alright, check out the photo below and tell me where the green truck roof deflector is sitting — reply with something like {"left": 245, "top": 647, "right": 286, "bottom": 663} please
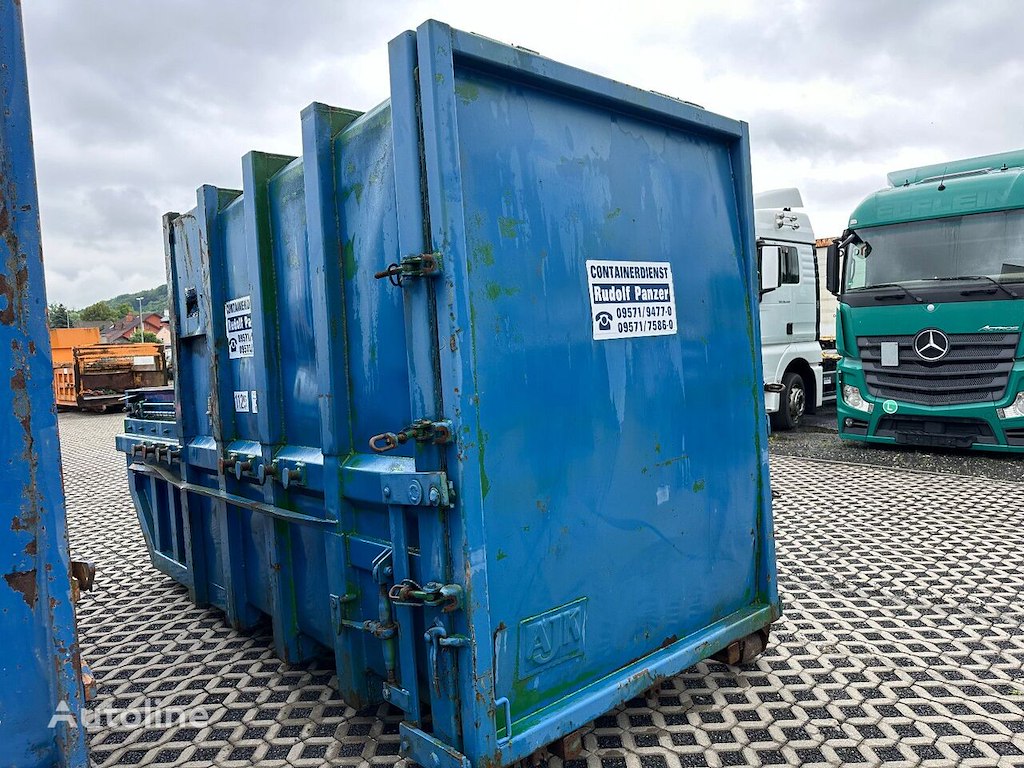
{"left": 850, "top": 148, "right": 1024, "bottom": 229}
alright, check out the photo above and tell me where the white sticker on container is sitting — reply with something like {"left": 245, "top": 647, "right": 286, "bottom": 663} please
{"left": 233, "top": 390, "right": 250, "bottom": 413}
{"left": 225, "top": 295, "right": 254, "bottom": 359}
{"left": 250, "top": 391, "right": 258, "bottom": 414}
{"left": 586, "top": 260, "right": 677, "bottom": 341}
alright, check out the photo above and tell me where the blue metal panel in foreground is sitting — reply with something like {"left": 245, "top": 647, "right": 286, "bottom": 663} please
{"left": 118, "top": 19, "right": 779, "bottom": 768}
{"left": 0, "top": 2, "right": 90, "bottom": 766}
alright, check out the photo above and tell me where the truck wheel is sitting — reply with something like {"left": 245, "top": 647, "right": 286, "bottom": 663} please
{"left": 771, "top": 371, "right": 805, "bottom": 431}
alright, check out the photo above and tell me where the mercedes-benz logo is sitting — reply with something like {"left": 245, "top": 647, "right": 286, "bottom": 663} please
{"left": 913, "top": 328, "right": 950, "bottom": 362}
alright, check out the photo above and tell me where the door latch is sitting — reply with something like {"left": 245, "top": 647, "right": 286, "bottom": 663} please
{"left": 370, "top": 419, "right": 452, "bottom": 453}
{"left": 374, "top": 252, "right": 442, "bottom": 286}
{"left": 388, "top": 579, "right": 463, "bottom": 612}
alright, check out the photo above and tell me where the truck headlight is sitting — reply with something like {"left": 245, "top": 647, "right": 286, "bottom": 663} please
{"left": 996, "top": 391, "right": 1024, "bottom": 419}
{"left": 842, "top": 384, "right": 873, "bottom": 414}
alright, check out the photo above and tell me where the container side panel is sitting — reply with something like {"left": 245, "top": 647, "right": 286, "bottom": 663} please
{"left": 447, "top": 66, "right": 764, "bottom": 724}
{"left": 268, "top": 161, "right": 321, "bottom": 444}
{"left": 334, "top": 103, "right": 413, "bottom": 455}
{"left": 193, "top": 492, "right": 227, "bottom": 610}
{"left": 170, "top": 213, "right": 215, "bottom": 441}
{"left": 220, "top": 198, "right": 258, "bottom": 442}
{"left": 290, "top": 521, "right": 332, "bottom": 646}
{"left": 242, "top": 509, "right": 272, "bottom": 616}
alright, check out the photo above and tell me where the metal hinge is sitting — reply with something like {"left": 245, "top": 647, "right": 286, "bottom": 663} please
{"left": 369, "top": 419, "right": 452, "bottom": 453}
{"left": 380, "top": 470, "right": 454, "bottom": 509}
{"left": 374, "top": 252, "right": 441, "bottom": 286}
{"left": 388, "top": 579, "right": 463, "bottom": 612}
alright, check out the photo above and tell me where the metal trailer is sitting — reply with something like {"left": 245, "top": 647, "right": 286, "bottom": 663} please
{"left": 0, "top": 1, "right": 91, "bottom": 765}
{"left": 49, "top": 327, "right": 102, "bottom": 366}
{"left": 53, "top": 342, "right": 168, "bottom": 411}
{"left": 117, "top": 20, "right": 780, "bottom": 767}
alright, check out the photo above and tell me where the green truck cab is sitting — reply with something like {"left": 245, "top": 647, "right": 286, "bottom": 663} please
{"left": 827, "top": 149, "right": 1024, "bottom": 451}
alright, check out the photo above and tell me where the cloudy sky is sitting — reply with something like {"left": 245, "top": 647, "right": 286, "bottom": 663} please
{"left": 21, "top": 0, "right": 1024, "bottom": 307}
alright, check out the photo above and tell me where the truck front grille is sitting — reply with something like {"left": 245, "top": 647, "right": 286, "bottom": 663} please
{"left": 857, "top": 332, "right": 1018, "bottom": 406}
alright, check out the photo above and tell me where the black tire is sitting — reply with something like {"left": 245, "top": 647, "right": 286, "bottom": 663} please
{"left": 770, "top": 371, "right": 806, "bottom": 431}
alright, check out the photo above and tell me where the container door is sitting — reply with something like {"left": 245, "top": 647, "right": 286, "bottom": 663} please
{"left": 403, "top": 21, "right": 775, "bottom": 765}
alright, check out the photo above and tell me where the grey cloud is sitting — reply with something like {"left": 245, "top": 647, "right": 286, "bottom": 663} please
{"left": 23, "top": 0, "right": 418, "bottom": 305}
{"left": 17, "top": 1, "right": 1024, "bottom": 304}
{"left": 749, "top": 111, "right": 868, "bottom": 158}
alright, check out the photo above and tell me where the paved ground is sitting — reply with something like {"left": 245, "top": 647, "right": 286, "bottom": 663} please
{"left": 61, "top": 411, "right": 1024, "bottom": 767}
{"left": 771, "top": 404, "right": 1024, "bottom": 484}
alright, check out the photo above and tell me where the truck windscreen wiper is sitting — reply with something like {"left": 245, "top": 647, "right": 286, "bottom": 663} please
{"left": 929, "top": 275, "right": 1020, "bottom": 299}
{"left": 848, "top": 282, "right": 926, "bottom": 303}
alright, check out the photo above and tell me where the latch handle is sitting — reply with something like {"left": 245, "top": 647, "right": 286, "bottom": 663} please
{"left": 424, "top": 620, "right": 468, "bottom": 695}
{"left": 369, "top": 419, "right": 452, "bottom": 453}
{"left": 369, "top": 432, "right": 402, "bottom": 453}
{"left": 374, "top": 252, "right": 441, "bottom": 286}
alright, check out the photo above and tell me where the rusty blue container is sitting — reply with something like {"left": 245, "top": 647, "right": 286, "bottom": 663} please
{"left": 0, "top": 2, "right": 90, "bottom": 765}
{"left": 117, "top": 20, "right": 779, "bottom": 767}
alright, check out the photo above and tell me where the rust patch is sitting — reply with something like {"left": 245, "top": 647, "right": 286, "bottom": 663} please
{"left": 10, "top": 366, "right": 26, "bottom": 394}
{"left": 0, "top": 261, "right": 28, "bottom": 327}
{"left": 5, "top": 570, "right": 37, "bottom": 607}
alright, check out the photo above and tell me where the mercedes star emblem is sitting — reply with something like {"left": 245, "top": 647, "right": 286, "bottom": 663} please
{"left": 913, "top": 328, "right": 950, "bottom": 362}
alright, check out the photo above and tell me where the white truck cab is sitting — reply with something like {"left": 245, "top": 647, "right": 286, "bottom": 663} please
{"left": 755, "top": 188, "right": 833, "bottom": 429}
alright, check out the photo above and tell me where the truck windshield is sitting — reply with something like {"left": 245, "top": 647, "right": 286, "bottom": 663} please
{"left": 845, "top": 210, "right": 1024, "bottom": 291}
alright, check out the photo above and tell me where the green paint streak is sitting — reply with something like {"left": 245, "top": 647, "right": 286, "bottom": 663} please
{"left": 692, "top": 479, "right": 706, "bottom": 492}
{"left": 606, "top": 207, "right": 622, "bottom": 220}
{"left": 351, "top": 182, "right": 363, "bottom": 203}
{"left": 485, "top": 282, "right": 520, "bottom": 301}
{"left": 474, "top": 241, "right": 495, "bottom": 267}
{"left": 455, "top": 81, "right": 480, "bottom": 104}
{"left": 498, "top": 217, "right": 519, "bottom": 238}
{"left": 496, "top": 549, "right": 508, "bottom": 561}
{"left": 434, "top": 72, "right": 445, "bottom": 84}
{"left": 468, "top": 298, "right": 490, "bottom": 501}
{"left": 343, "top": 239, "right": 356, "bottom": 280}
{"left": 655, "top": 454, "right": 686, "bottom": 468}
{"left": 478, "top": 431, "right": 490, "bottom": 500}
{"left": 510, "top": 664, "right": 595, "bottom": 722}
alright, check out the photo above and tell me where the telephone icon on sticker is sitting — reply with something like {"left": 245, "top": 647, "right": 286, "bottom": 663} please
{"left": 595, "top": 312, "right": 613, "bottom": 331}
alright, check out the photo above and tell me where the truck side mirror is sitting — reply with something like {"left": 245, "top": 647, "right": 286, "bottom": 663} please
{"left": 759, "top": 245, "right": 781, "bottom": 298}
{"left": 825, "top": 242, "right": 841, "bottom": 295}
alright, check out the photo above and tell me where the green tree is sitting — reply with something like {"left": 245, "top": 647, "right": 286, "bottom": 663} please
{"left": 129, "top": 331, "right": 161, "bottom": 343}
{"left": 48, "top": 303, "right": 72, "bottom": 328}
{"left": 80, "top": 301, "right": 117, "bottom": 322}
{"left": 115, "top": 302, "right": 133, "bottom": 318}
